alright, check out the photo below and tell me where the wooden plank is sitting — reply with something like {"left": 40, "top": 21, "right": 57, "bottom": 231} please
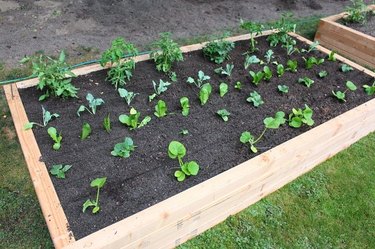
{"left": 3, "top": 84, "right": 74, "bottom": 248}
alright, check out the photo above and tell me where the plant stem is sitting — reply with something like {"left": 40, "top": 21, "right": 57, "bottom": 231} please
{"left": 95, "top": 187, "right": 100, "bottom": 207}
{"left": 253, "top": 127, "right": 268, "bottom": 145}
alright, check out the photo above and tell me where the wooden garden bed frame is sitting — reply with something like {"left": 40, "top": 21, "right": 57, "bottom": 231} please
{"left": 4, "top": 31, "right": 375, "bottom": 249}
{"left": 315, "top": 5, "right": 375, "bottom": 69}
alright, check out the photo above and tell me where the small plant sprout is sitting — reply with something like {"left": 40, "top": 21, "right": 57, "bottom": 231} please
{"left": 264, "top": 49, "right": 275, "bottom": 64}
{"left": 298, "top": 77, "right": 315, "bottom": 88}
{"left": 119, "top": 108, "right": 151, "bottom": 130}
{"left": 240, "top": 20, "right": 264, "bottom": 52}
{"left": 363, "top": 81, "right": 375, "bottom": 95}
{"left": 111, "top": 137, "right": 136, "bottom": 158}
{"left": 343, "top": 0, "right": 368, "bottom": 24}
{"left": 286, "top": 59, "right": 298, "bottom": 72}
{"left": 154, "top": 100, "right": 168, "bottom": 118}
{"left": 303, "top": 56, "right": 324, "bottom": 69}
{"left": 24, "top": 106, "right": 59, "bottom": 130}
{"left": 235, "top": 81, "right": 242, "bottom": 90}
{"left": 103, "top": 114, "right": 111, "bottom": 133}
{"left": 318, "top": 70, "right": 328, "bottom": 78}
{"left": 263, "top": 66, "right": 273, "bottom": 81}
{"left": 214, "top": 64, "right": 234, "bottom": 77}
{"left": 288, "top": 105, "right": 314, "bottom": 128}
{"left": 180, "top": 129, "right": 189, "bottom": 135}
{"left": 149, "top": 79, "right": 171, "bottom": 102}
{"left": 81, "top": 122, "right": 91, "bottom": 140}
{"left": 249, "top": 70, "right": 264, "bottom": 86}
{"left": 217, "top": 109, "right": 230, "bottom": 122}
{"left": 341, "top": 64, "right": 353, "bottom": 72}
{"left": 240, "top": 111, "right": 286, "bottom": 153}
{"left": 278, "top": 85, "right": 289, "bottom": 94}
{"left": 77, "top": 93, "right": 105, "bottom": 116}
{"left": 328, "top": 51, "right": 337, "bottom": 61}
{"left": 186, "top": 70, "right": 210, "bottom": 88}
{"left": 180, "top": 97, "right": 190, "bottom": 117}
{"left": 301, "top": 41, "right": 319, "bottom": 53}
{"left": 83, "top": 177, "right": 107, "bottom": 214}
{"left": 168, "top": 141, "right": 200, "bottom": 182}
{"left": 244, "top": 55, "right": 261, "bottom": 69}
{"left": 277, "top": 64, "right": 285, "bottom": 77}
{"left": 332, "top": 81, "right": 357, "bottom": 102}
{"left": 47, "top": 127, "right": 62, "bottom": 150}
{"left": 219, "top": 82, "right": 229, "bottom": 97}
{"left": 50, "top": 164, "right": 72, "bottom": 179}
{"left": 199, "top": 83, "right": 212, "bottom": 105}
{"left": 267, "top": 13, "right": 296, "bottom": 47}
{"left": 202, "top": 38, "right": 235, "bottom": 64}
{"left": 247, "top": 91, "right": 264, "bottom": 107}
{"left": 118, "top": 88, "right": 138, "bottom": 106}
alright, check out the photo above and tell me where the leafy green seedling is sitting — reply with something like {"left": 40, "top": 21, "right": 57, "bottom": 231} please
{"left": 149, "top": 79, "right": 171, "bottom": 101}
{"left": 264, "top": 49, "right": 274, "bottom": 64}
{"left": 219, "top": 82, "right": 228, "bottom": 97}
{"left": 154, "top": 100, "right": 168, "bottom": 118}
{"left": 240, "top": 20, "right": 264, "bottom": 52}
{"left": 318, "top": 71, "right": 328, "bottom": 78}
{"left": 50, "top": 164, "right": 72, "bottom": 179}
{"left": 363, "top": 81, "right": 375, "bottom": 95}
{"left": 244, "top": 55, "right": 261, "bottom": 69}
{"left": 286, "top": 42, "right": 300, "bottom": 56}
{"left": 83, "top": 177, "right": 107, "bottom": 214}
{"left": 202, "top": 38, "right": 235, "bottom": 64}
{"left": 240, "top": 111, "right": 286, "bottom": 153}
{"left": 81, "top": 122, "right": 91, "bottom": 140}
{"left": 332, "top": 81, "right": 357, "bottom": 102}
{"left": 119, "top": 108, "right": 151, "bottom": 130}
{"left": 103, "top": 114, "right": 111, "bottom": 133}
{"left": 286, "top": 59, "right": 298, "bottom": 72}
{"left": 77, "top": 93, "right": 105, "bottom": 116}
{"left": 118, "top": 88, "right": 138, "bottom": 105}
{"left": 24, "top": 106, "right": 59, "bottom": 130}
{"left": 111, "top": 137, "right": 136, "bottom": 158}
{"left": 328, "top": 51, "right": 336, "bottom": 61}
{"left": 199, "top": 83, "right": 212, "bottom": 105}
{"left": 47, "top": 127, "right": 62, "bottom": 150}
{"left": 267, "top": 13, "right": 296, "bottom": 47}
{"left": 277, "top": 64, "right": 285, "bottom": 77}
{"left": 235, "top": 81, "right": 242, "bottom": 90}
{"left": 186, "top": 70, "right": 210, "bottom": 88}
{"left": 303, "top": 56, "right": 324, "bottom": 69}
{"left": 180, "top": 97, "right": 190, "bottom": 116}
{"left": 341, "top": 64, "right": 353, "bottom": 72}
{"left": 343, "top": 0, "right": 368, "bottom": 24}
{"left": 168, "top": 141, "right": 200, "bottom": 182}
{"left": 249, "top": 71, "right": 264, "bottom": 86}
{"left": 263, "top": 66, "right": 273, "bottom": 81}
{"left": 278, "top": 85, "right": 289, "bottom": 94}
{"left": 288, "top": 105, "right": 314, "bottom": 128}
{"left": 180, "top": 129, "right": 189, "bottom": 135}
{"left": 217, "top": 109, "right": 230, "bottom": 122}
{"left": 298, "top": 77, "right": 315, "bottom": 88}
{"left": 106, "top": 61, "right": 135, "bottom": 89}
{"left": 301, "top": 41, "right": 319, "bottom": 53}
{"left": 214, "top": 64, "right": 234, "bottom": 77}
{"left": 247, "top": 91, "right": 264, "bottom": 107}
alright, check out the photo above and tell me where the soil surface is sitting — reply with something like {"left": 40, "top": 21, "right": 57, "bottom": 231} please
{"left": 341, "top": 12, "right": 375, "bottom": 37}
{"left": 0, "top": 0, "right": 359, "bottom": 66}
{"left": 19, "top": 34, "right": 374, "bottom": 239}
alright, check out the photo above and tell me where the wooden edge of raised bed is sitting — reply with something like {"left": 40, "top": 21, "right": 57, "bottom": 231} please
{"left": 3, "top": 84, "right": 74, "bottom": 248}
{"left": 314, "top": 5, "right": 375, "bottom": 69}
{"left": 58, "top": 33, "right": 375, "bottom": 249}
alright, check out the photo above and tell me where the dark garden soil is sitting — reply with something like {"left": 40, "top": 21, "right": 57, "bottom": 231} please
{"left": 19, "top": 35, "right": 374, "bottom": 239}
{"left": 340, "top": 13, "right": 375, "bottom": 37}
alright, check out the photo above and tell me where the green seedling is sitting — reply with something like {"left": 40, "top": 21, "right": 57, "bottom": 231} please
{"left": 111, "top": 137, "right": 136, "bottom": 158}
{"left": 180, "top": 129, "right": 189, "bottom": 135}
{"left": 298, "top": 77, "right": 314, "bottom": 88}
{"left": 81, "top": 122, "right": 91, "bottom": 140}
{"left": 343, "top": 0, "right": 368, "bottom": 24}
{"left": 264, "top": 49, "right": 275, "bottom": 64}
{"left": 303, "top": 56, "right": 324, "bottom": 69}
{"left": 240, "top": 111, "right": 286, "bottom": 153}
{"left": 285, "top": 40, "right": 300, "bottom": 56}
{"left": 150, "top": 32, "right": 183, "bottom": 73}
{"left": 263, "top": 66, "right": 273, "bottom": 81}
{"left": 301, "top": 41, "right": 319, "bottom": 53}
{"left": 168, "top": 141, "right": 200, "bottom": 182}
{"left": 278, "top": 85, "right": 289, "bottom": 94}
{"left": 199, "top": 83, "right": 212, "bottom": 105}
{"left": 240, "top": 20, "right": 264, "bottom": 52}
{"left": 249, "top": 71, "right": 264, "bottom": 86}
{"left": 277, "top": 64, "right": 285, "bottom": 77}
{"left": 328, "top": 51, "right": 337, "bottom": 61}
{"left": 106, "top": 60, "right": 135, "bottom": 89}
{"left": 267, "top": 13, "right": 296, "bottom": 47}
{"left": 219, "top": 82, "right": 228, "bottom": 97}
{"left": 214, "top": 64, "right": 234, "bottom": 77}
{"left": 363, "top": 81, "right": 375, "bottom": 95}
{"left": 103, "top": 113, "right": 111, "bottom": 133}
{"left": 235, "top": 81, "right": 242, "bottom": 90}
{"left": 118, "top": 88, "right": 138, "bottom": 105}
{"left": 154, "top": 100, "right": 168, "bottom": 118}
{"left": 244, "top": 55, "right": 261, "bottom": 69}
{"left": 203, "top": 38, "right": 235, "bottom": 64}
{"left": 24, "top": 106, "right": 59, "bottom": 130}
{"left": 47, "top": 127, "right": 62, "bottom": 150}
{"left": 186, "top": 70, "right": 210, "bottom": 88}
{"left": 180, "top": 97, "right": 190, "bottom": 116}
{"left": 149, "top": 79, "right": 171, "bottom": 101}
{"left": 50, "top": 164, "right": 72, "bottom": 179}
{"left": 341, "top": 64, "right": 353, "bottom": 72}
{"left": 77, "top": 93, "right": 105, "bottom": 116}
{"left": 288, "top": 105, "right": 314, "bottom": 128}
{"left": 318, "top": 71, "right": 328, "bottom": 78}
{"left": 332, "top": 81, "right": 357, "bottom": 102}
{"left": 83, "top": 177, "right": 107, "bottom": 214}
{"left": 247, "top": 91, "right": 264, "bottom": 107}
{"left": 286, "top": 59, "right": 298, "bottom": 72}
{"left": 217, "top": 109, "right": 230, "bottom": 122}
{"left": 119, "top": 108, "right": 151, "bottom": 130}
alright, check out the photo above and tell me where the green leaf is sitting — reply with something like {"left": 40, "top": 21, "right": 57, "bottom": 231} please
{"left": 341, "top": 64, "right": 353, "bottom": 72}
{"left": 250, "top": 145, "right": 258, "bottom": 153}
{"left": 199, "top": 83, "right": 212, "bottom": 105}
{"left": 90, "top": 177, "right": 107, "bottom": 188}
{"left": 318, "top": 71, "right": 328, "bottom": 78}
{"left": 174, "top": 170, "right": 186, "bottom": 182}
{"left": 290, "top": 117, "right": 302, "bottom": 128}
{"left": 139, "top": 116, "right": 151, "bottom": 128}
{"left": 186, "top": 161, "right": 200, "bottom": 175}
{"left": 81, "top": 122, "right": 91, "bottom": 140}
{"left": 278, "top": 85, "right": 289, "bottom": 93}
{"left": 168, "top": 141, "right": 186, "bottom": 159}
{"left": 219, "top": 83, "right": 228, "bottom": 97}
{"left": 154, "top": 100, "right": 167, "bottom": 118}
{"left": 264, "top": 112, "right": 285, "bottom": 129}
{"left": 346, "top": 81, "right": 357, "bottom": 91}
{"left": 332, "top": 90, "right": 346, "bottom": 101}
{"left": 59, "top": 51, "right": 66, "bottom": 63}
{"left": 240, "top": 131, "right": 252, "bottom": 144}
{"left": 92, "top": 206, "right": 100, "bottom": 214}
{"left": 103, "top": 114, "right": 111, "bottom": 133}
{"left": 77, "top": 105, "right": 86, "bottom": 117}
{"left": 217, "top": 109, "right": 230, "bottom": 122}
{"left": 24, "top": 122, "right": 35, "bottom": 130}
{"left": 82, "top": 199, "right": 96, "bottom": 213}
{"left": 180, "top": 97, "right": 190, "bottom": 116}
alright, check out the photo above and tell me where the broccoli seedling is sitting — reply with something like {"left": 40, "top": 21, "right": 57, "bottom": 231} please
{"left": 298, "top": 77, "right": 314, "bottom": 88}
{"left": 119, "top": 107, "right": 151, "bottom": 130}
{"left": 340, "top": 64, "right": 353, "bottom": 72}
{"left": 247, "top": 91, "right": 264, "bottom": 107}
{"left": 111, "top": 137, "right": 136, "bottom": 158}
{"left": 50, "top": 164, "right": 72, "bottom": 179}
{"left": 318, "top": 71, "right": 328, "bottom": 78}
{"left": 180, "top": 97, "right": 190, "bottom": 116}
{"left": 154, "top": 100, "right": 168, "bottom": 118}
{"left": 235, "top": 81, "right": 242, "bottom": 90}
{"left": 186, "top": 70, "right": 210, "bottom": 88}
{"left": 332, "top": 81, "right": 357, "bottom": 102}
{"left": 47, "top": 127, "right": 62, "bottom": 150}
{"left": 244, "top": 55, "right": 261, "bottom": 69}
{"left": 77, "top": 93, "right": 105, "bottom": 116}
{"left": 118, "top": 88, "right": 138, "bottom": 105}
{"left": 277, "top": 64, "right": 285, "bottom": 77}
{"left": 278, "top": 85, "right": 289, "bottom": 94}
{"left": 303, "top": 56, "right": 324, "bottom": 69}
{"left": 81, "top": 122, "right": 91, "bottom": 140}
{"left": 217, "top": 109, "right": 230, "bottom": 122}
{"left": 240, "top": 20, "right": 264, "bottom": 52}
{"left": 202, "top": 38, "right": 235, "bottom": 64}
{"left": 363, "top": 81, "right": 375, "bottom": 95}
{"left": 328, "top": 51, "right": 337, "bottom": 61}
{"left": 83, "top": 177, "right": 107, "bottom": 214}
{"left": 103, "top": 113, "right": 111, "bottom": 133}
{"left": 219, "top": 82, "right": 228, "bottom": 97}
{"left": 288, "top": 105, "right": 314, "bottom": 128}
{"left": 286, "top": 59, "right": 298, "bottom": 72}
{"left": 24, "top": 106, "right": 59, "bottom": 130}
{"left": 214, "top": 64, "right": 234, "bottom": 77}
{"left": 199, "top": 83, "right": 212, "bottom": 105}
{"left": 264, "top": 49, "right": 274, "bottom": 64}
{"left": 149, "top": 79, "right": 171, "bottom": 102}
{"left": 168, "top": 141, "right": 200, "bottom": 182}
{"left": 263, "top": 66, "right": 273, "bottom": 81}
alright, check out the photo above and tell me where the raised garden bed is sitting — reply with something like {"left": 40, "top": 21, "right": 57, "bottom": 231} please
{"left": 315, "top": 4, "right": 375, "bottom": 69}
{"left": 4, "top": 31, "right": 375, "bottom": 249}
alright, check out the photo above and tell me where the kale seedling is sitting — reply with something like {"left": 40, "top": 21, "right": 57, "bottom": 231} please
{"left": 264, "top": 49, "right": 275, "bottom": 64}
{"left": 154, "top": 100, "right": 168, "bottom": 118}
{"left": 341, "top": 64, "right": 353, "bottom": 72}
{"left": 118, "top": 88, "right": 138, "bottom": 105}
{"left": 168, "top": 141, "right": 200, "bottom": 182}
{"left": 249, "top": 71, "right": 264, "bottom": 86}
{"left": 318, "top": 70, "right": 328, "bottom": 78}
{"left": 83, "top": 177, "right": 107, "bottom": 214}
{"left": 332, "top": 81, "right": 357, "bottom": 102}
{"left": 263, "top": 66, "right": 273, "bottom": 81}
{"left": 301, "top": 41, "right": 319, "bottom": 53}
{"left": 247, "top": 91, "right": 264, "bottom": 107}
{"left": 199, "top": 83, "right": 212, "bottom": 105}
{"left": 240, "top": 111, "right": 286, "bottom": 153}
{"left": 288, "top": 105, "right": 314, "bottom": 128}
{"left": 149, "top": 79, "right": 171, "bottom": 101}
{"left": 278, "top": 85, "right": 289, "bottom": 94}
{"left": 303, "top": 56, "right": 324, "bottom": 69}
{"left": 180, "top": 97, "right": 190, "bottom": 116}
{"left": 286, "top": 59, "right": 298, "bottom": 72}
{"left": 217, "top": 109, "right": 230, "bottom": 122}
{"left": 214, "top": 64, "right": 234, "bottom": 77}
{"left": 244, "top": 55, "right": 261, "bottom": 69}
{"left": 298, "top": 77, "right": 314, "bottom": 88}
{"left": 235, "top": 81, "right": 242, "bottom": 90}
{"left": 24, "top": 106, "right": 59, "bottom": 130}
{"left": 119, "top": 108, "right": 151, "bottom": 130}
{"left": 103, "top": 113, "right": 111, "bottom": 133}
{"left": 240, "top": 20, "right": 264, "bottom": 52}
{"left": 47, "top": 127, "right": 62, "bottom": 150}
{"left": 77, "top": 93, "right": 105, "bottom": 116}
{"left": 81, "top": 122, "right": 91, "bottom": 140}
{"left": 328, "top": 51, "right": 337, "bottom": 61}
{"left": 277, "top": 64, "right": 285, "bottom": 77}
{"left": 219, "top": 82, "right": 228, "bottom": 97}
{"left": 186, "top": 70, "right": 210, "bottom": 88}
{"left": 111, "top": 137, "right": 136, "bottom": 158}
{"left": 202, "top": 38, "right": 235, "bottom": 64}
{"left": 363, "top": 81, "right": 375, "bottom": 95}
{"left": 50, "top": 164, "right": 72, "bottom": 179}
